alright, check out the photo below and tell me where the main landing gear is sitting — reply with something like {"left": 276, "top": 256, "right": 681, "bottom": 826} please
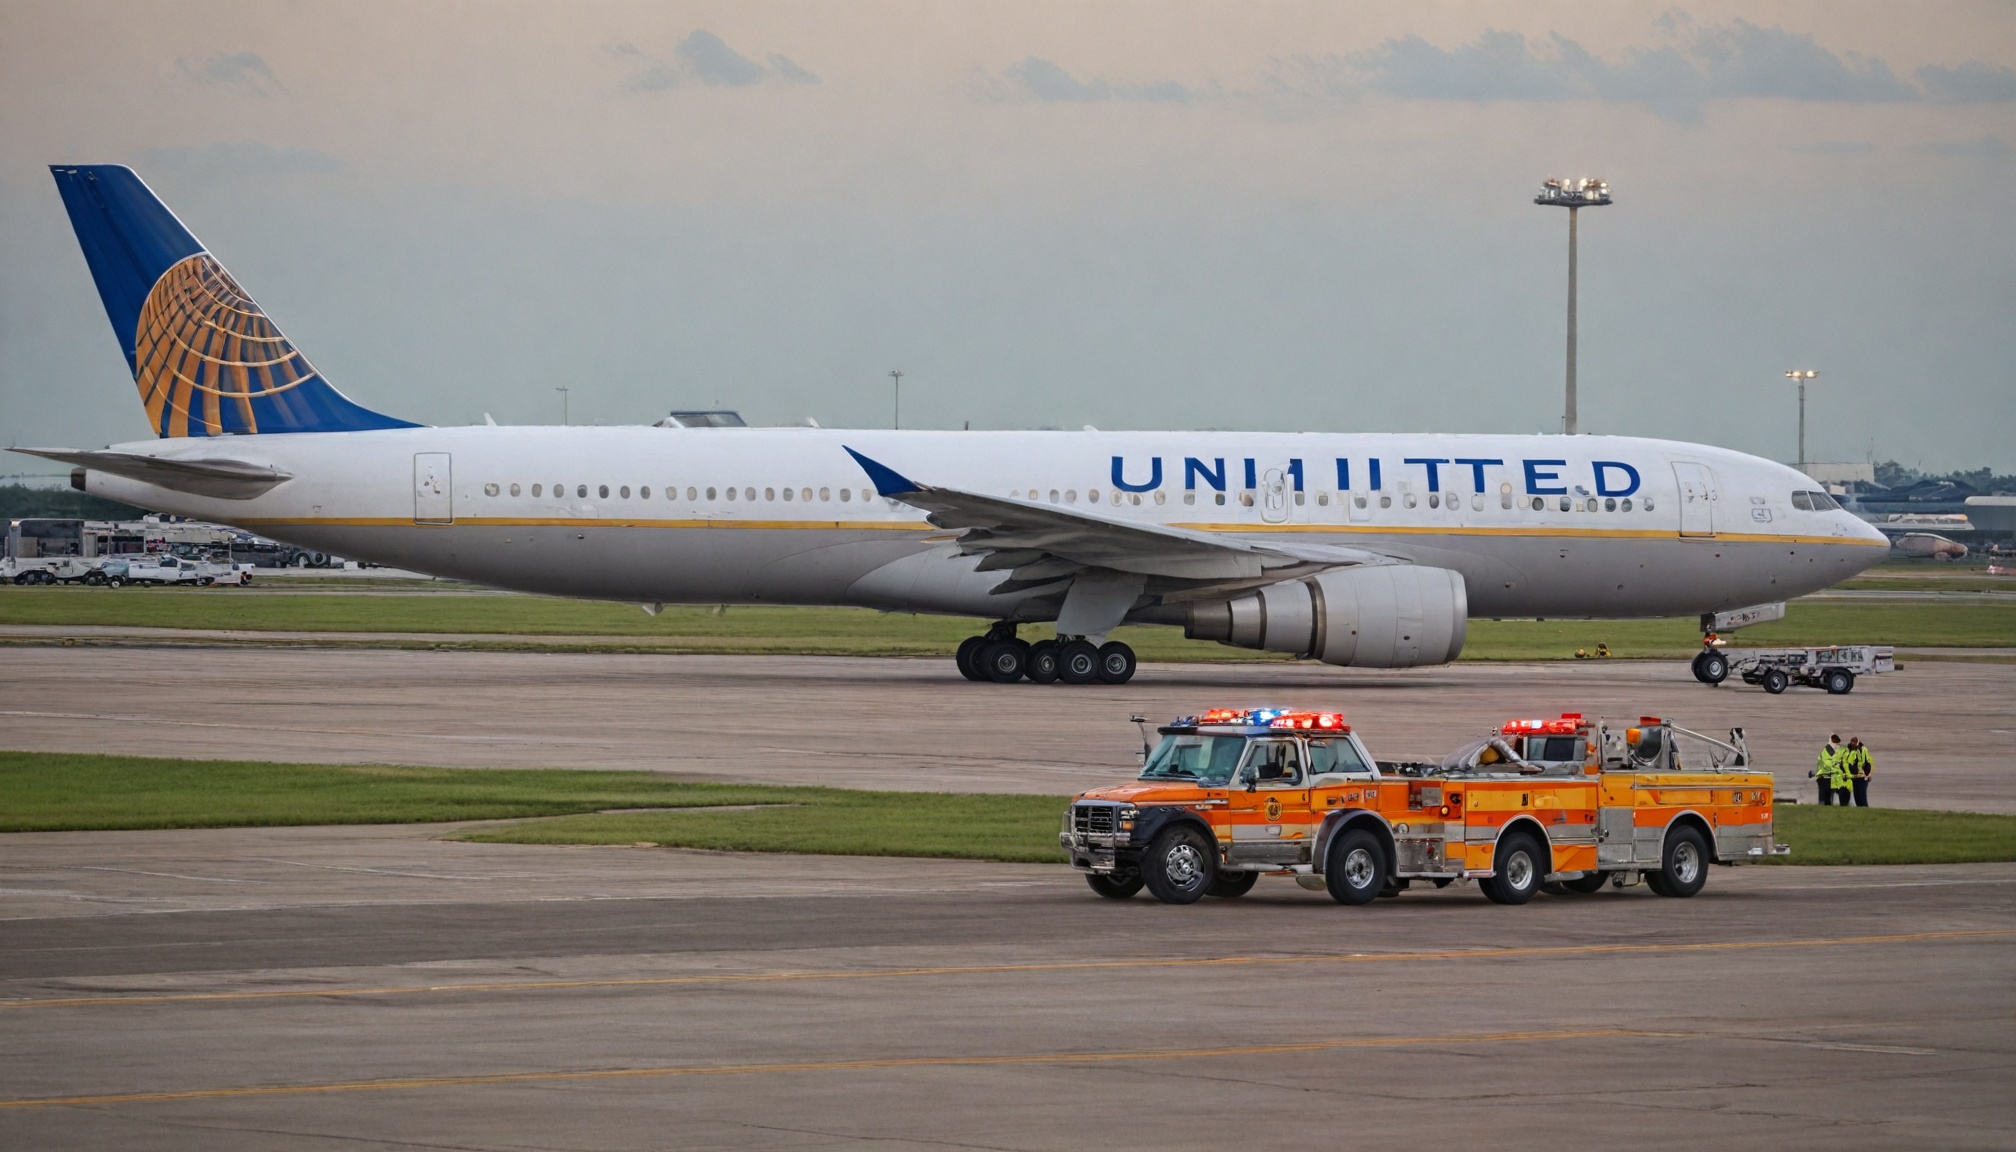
{"left": 955, "top": 623, "right": 1136, "bottom": 685}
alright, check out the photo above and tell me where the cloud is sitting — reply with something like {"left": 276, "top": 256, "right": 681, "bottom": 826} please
{"left": 1916, "top": 61, "right": 2016, "bottom": 103}
{"left": 177, "top": 50, "right": 282, "bottom": 96}
{"left": 979, "top": 57, "right": 1194, "bottom": 104}
{"left": 1276, "top": 21, "right": 2010, "bottom": 119}
{"left": 611, "top": 31, "right": 818, "bottom": 93}
{"left": 1910, "top": 135, "right": 2012, "bottom": 158}
{"left": 138, "top": 141, "right": 340, "bottom": 175}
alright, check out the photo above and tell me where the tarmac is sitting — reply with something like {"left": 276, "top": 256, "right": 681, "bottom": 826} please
{"left": 1, "top": 646, "right": 2012, "bottom": 810}
{"left": 1, "top": 824, "right": 2012, "bottom": 1149}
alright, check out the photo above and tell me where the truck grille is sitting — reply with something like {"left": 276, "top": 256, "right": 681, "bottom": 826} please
{"left": 1073, "top": 804, "right": 1117, "bottom": 836}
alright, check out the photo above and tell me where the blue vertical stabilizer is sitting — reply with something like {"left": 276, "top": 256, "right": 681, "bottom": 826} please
{"left": 49, "top": 165, "right": 417, "bottom": 437}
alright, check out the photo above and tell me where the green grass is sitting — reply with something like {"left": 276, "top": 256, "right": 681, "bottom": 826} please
{"left": 6, "top": 752, "right": 2016, "bottom": 867}
{"left": 3, "top": 587, "right": 2013, "bottom": 660}
{"left": 1765, "top": 805, "right": 2016, "bottom": 866}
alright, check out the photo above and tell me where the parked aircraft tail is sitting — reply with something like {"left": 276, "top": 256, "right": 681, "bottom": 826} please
{"left": 48, "top": 164, "right": 416, "bottom": 437}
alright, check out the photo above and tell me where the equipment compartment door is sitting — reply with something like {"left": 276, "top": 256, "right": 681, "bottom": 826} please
{"left": 1673, "top": 462, "right": 1717, "bottom": 537}
{"left": 414, "top": 453, "right": 453, "bottom": 524}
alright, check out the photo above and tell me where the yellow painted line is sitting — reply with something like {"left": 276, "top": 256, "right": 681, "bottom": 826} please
{"left": 0, "top": 1028, "right": 1666, "bottom": 1109}
{"left": 6, "top": 929, "right": 2004, "bottom": 1012}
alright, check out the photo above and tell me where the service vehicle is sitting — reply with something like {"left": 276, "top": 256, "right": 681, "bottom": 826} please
{"left": 1061, "top": 708, "right": 1783, "bottom": 906}
{"left": 5, "top": 557, "right": 100, "bottom": 585}
{"left": 1691, "top": 643, "right": 1893, "bottom": 695}
{"left": 104, "top": 555, "right": 205, "bottom": 586}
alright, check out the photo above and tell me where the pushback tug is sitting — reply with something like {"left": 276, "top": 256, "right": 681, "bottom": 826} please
{"left": 1061, "top": 710, "right": 1785, "bottom": 905}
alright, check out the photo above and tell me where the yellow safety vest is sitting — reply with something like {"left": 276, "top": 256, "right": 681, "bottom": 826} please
{"left": 1844, "top": 748, "right": 1872, "bottom": 779}
{"left": 1817, "top": 747, "right": 1840, "bottom": 784}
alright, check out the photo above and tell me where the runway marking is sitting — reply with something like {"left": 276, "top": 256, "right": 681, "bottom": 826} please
{"left": 4, "top": 928, "right": 2007, "bottom": 1012}
{"left": 0, "top": 1027, "right": 1669, "bottom": 1109}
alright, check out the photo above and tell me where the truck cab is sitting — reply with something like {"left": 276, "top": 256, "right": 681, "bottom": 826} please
{"left": 1062, "top": 708, "right": 1783, "bottom": 907}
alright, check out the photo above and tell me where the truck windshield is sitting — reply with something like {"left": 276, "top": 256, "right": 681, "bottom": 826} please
{"left": 1140, "top": 734, "right": 1247, "bottom": 785}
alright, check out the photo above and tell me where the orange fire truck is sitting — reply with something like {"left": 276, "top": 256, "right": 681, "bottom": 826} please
{"left": 1060, "top": 708, "right": 1785, "bottom": 905}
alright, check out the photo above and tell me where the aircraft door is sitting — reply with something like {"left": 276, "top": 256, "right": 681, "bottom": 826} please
{"left": 1261, "top": 468, "right": 1289, "bottom": 524}
{"left": 1672, "top": 462, "right": 1716, "bottom": 537}
{"left": 414, "top": 453, "right": 453, "bottom": 524}
{"left": 1347, "top": 488, "right": 1373, "bottom": 523}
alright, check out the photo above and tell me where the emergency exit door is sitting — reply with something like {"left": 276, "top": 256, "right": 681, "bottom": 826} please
{"left": 414, "top": 453, "right": 453, "bottom": 524}
{"left": 1672, "top": 462, "right": 1716, "bottom": 537}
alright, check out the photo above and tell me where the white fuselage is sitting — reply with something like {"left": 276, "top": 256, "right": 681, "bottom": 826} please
{"left": 84, "top": 427, "right": 1890, "bottom": 621}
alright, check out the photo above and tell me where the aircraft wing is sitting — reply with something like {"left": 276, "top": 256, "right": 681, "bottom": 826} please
{"left": 845, "top": 447, "right": 1393, "bottom": 590}
{"left": 10, "top": 447, "right": 293, "bottom": 499}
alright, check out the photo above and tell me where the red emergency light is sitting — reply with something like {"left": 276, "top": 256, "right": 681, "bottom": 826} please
{"left": 1500, "top": 712, "right": 1589, "bottom": 736}
{"left": 1267, "top": 711, "right": 1350, "bottom": 732}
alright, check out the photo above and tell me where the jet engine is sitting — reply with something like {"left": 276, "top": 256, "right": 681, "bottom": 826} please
{"left": 1184, "top": 565, "right": 1468, "bottom": 668}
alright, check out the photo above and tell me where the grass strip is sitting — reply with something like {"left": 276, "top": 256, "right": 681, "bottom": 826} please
{"left": 3, "top": 589, "right": 2013, "bottom": 660}
{"left": 7, "top": 753, "right": 2016, "bottom": 866}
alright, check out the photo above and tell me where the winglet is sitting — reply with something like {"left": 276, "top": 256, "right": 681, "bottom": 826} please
{"left": 844, "top": 447, "right": 924, "bottom": 497}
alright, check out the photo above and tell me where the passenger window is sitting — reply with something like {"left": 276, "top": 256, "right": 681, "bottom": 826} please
{"left": 640, "top": 486, "right": 650, "bottom": 498}
{"left": 840, "top": 489, "right": 852, "bottom": 501}
{"left": 820, "top": 487, "right": 831, "bottom": 501}
{"left": 1242, "top": 740, "right": 1304, "bottom": 786}
{"left": 598, "top": 485, "right": 609, "bottom": 499}
{"left": 1183, "top": 492, "right": 1196, "bottom": 505}
{"left": 1620, "top": 498, "right": 1632, "bottom": 511}
{"left": 707, "top": 487, "right": 718, "bottom": 500}
{"left": 483, "top": 483, "right": 499, "bottom": 496}
{"left": 510, "top": 483, "right": 521, "bottom": 496}
{"left": 745, "top": 487, "right": 756, "bottom": 501}
{"left": 531, "top": 484, "right": 542, "bottom": 496}
{"left": 783, "top": 487, "right": 794, "bottom": 501}
{"left": 1308, "top": 738, "right": 1370, "bottom": 775}
{"left": 1559, "top": 496, "right": 1572, "bottom": 512}
{"left": 577, "top": 484, "right": 588, "bottom": 499}
{"left": 765, "top": 487, "right": 775, "bottom": 501}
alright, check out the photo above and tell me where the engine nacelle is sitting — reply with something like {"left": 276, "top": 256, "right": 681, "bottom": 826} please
{"left": 1184, "top": 566, "right": 1468, "bottom": 668}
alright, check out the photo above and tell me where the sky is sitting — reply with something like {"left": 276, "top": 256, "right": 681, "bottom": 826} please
{"left": 2, "top": 1, "right": 2012, "bottom": 474}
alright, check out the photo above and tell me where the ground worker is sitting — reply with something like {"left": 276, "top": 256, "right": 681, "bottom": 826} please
{"left": 1812, "top": 734, "right": 1842, "bottom": 805}
{"left": 1844, "top": 737, "right": 1874, "bottom": 807}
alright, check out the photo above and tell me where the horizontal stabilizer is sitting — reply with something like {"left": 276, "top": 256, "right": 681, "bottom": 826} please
{"left": 11, "top": 446, "right": 293, "bottom": 499}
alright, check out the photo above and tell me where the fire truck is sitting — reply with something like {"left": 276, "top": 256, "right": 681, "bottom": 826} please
{"left": 1060, "top": 709, "right": 1784, "bottom": 906}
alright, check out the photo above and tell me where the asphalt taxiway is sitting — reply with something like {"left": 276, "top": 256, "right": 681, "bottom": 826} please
{"left": 2, "top": 826, "right": 2013, "bottom": 1150}
{"left": 2, "top": 647, "right": 2012, "bottom": 810}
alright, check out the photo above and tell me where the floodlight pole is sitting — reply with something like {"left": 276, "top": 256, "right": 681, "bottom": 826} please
{"left": 555, "top": 385, "right": 570, "bottom": 426}
{"left": 1785, "top": 370, "right": 1818, "bottom": 472}
{"left": 1535, "top": 178, "right": 1613, "bottom": 436}
{"left": 889, "top": 370, "right": 903, "bottom": 430}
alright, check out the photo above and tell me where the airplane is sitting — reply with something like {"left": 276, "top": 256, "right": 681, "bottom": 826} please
{"left": 19, "top": 165, "right": 1892, "bottom": 685}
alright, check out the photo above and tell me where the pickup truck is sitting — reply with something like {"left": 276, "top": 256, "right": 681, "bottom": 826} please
{"left": 95, "top": 556, "right": 206, "bottom": 586}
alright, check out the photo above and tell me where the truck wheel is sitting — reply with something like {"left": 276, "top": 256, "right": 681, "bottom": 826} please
{"left": 1141, "top": 826, "right": 1214, "bottom": 904}
{"left": 1057, "top": 640, "right": 1101, "bottom": 685}
{"left": 1086, "top": 873, "right": 1143, "bottom": 900}
{"left": 1480, "top": 832, "right": 1545, "bottom": 905}
{"left": 954, "top": 636, "right": 988, "bottom": 681}
{"left": 1096, "top": 641, "right": 1137, "bottom": 684}
{"left": 1762, "top": 668, "right": 1790, "bottom": 695}
{"left": 1324, "top": 828, "right": 1386, "bottom": 905}
{"left": 1205, "top": 870, "right": 1258, "bottom": 898}
{"left": 1654, "top": 827, "right": 1710, "bottom": 898}
{"left": 1025, "top": 641, "right": 1061, "bottom": 684}
{"left": 980, "top": 640, "right": 1028, "bottom": 683}
{"left": 1824, "top": 669, "right": 1855, "bottom": 695}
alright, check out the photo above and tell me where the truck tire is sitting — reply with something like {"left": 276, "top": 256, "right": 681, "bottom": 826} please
{"left": 1085, "top": 873, "right": 1143, "bottom": 900}
{"left": 1205, "top": 870, "right": 1258, "bottom": 898}
{"left": 105, "top": 578, "right": 122, "bottom": 588}
{"left": 1823, "top": 669, "right": 1855, "bottom": 695}
{"left": 1479, "top": 832, "right": 1545, "bottom": 905}
{"left": 1141, "top": 826, "right": 1214, "bottom": 905}
{"left": 1692, "top": 650, "right": 1729, "bottom": 684}
{"left": 1324, "top": 828, "right": 1386, "bottom": 905}
{"left": 1762, "top": 668, "right": 1790, "bottom": 695}
{"left": 1653, "top": 826, "right": 1710, "bottom": 898}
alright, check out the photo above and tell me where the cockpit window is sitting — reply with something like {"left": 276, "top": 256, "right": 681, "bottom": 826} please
{"left": 1791, "top": 490, "right": 1840, "bottom": 512}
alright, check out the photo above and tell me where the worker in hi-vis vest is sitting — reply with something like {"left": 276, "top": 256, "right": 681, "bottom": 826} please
{"left": 1812, "top": 735, "right": 1843, "bottom": 805}
{"left": 1843, "top": 737, "right": 1875, "bottom": 807}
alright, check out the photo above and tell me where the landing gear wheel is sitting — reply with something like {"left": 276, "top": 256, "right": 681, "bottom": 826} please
{"left": 1026, "top": 640, "right": 1061, "bottom": 684}
{"left": 1324, "top": 828, "right": 1387, "bottom": 906}
{"left": 1654, "top": 826, "right": 1710, "bottom": 898}
{"left": 1058, "top": 640, "right": 1101, "bottom": 686}
{"left": 1086, "top": 872, "right": 1143, "bottom": 899}
{"left": 1693, "top": 650, "right": 1729, "bottom": 685}
{"left": 1095, "top": 641, "right": 1137, "bottom": 685}
{"left": 1205, "top": 870, "right": 1258, "bottom": 898}
{"left": 980, "top": 640, "right": 1029, "bottom": 683}
{"left": 1823, "top": 669, "right": 1855, "bottom": 695}
{"left": 954, "top": 636, "right": 988, "bottom": 681}
{"left": 1762, "top": 668, "right": 1790, "bottom": 695}
{"left": 1141, "top": 826, "right": 1214, "bottom": 904}
{"left": 1479, "top": 833, "right": 1545, "bottom": 905}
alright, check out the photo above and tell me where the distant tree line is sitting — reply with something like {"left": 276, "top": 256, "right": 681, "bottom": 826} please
{"left": 1869, "top": 463, "right": 2015, "bottom": 498}
{"left": 0, "top": 484, "right": 152, "bottom": 520}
